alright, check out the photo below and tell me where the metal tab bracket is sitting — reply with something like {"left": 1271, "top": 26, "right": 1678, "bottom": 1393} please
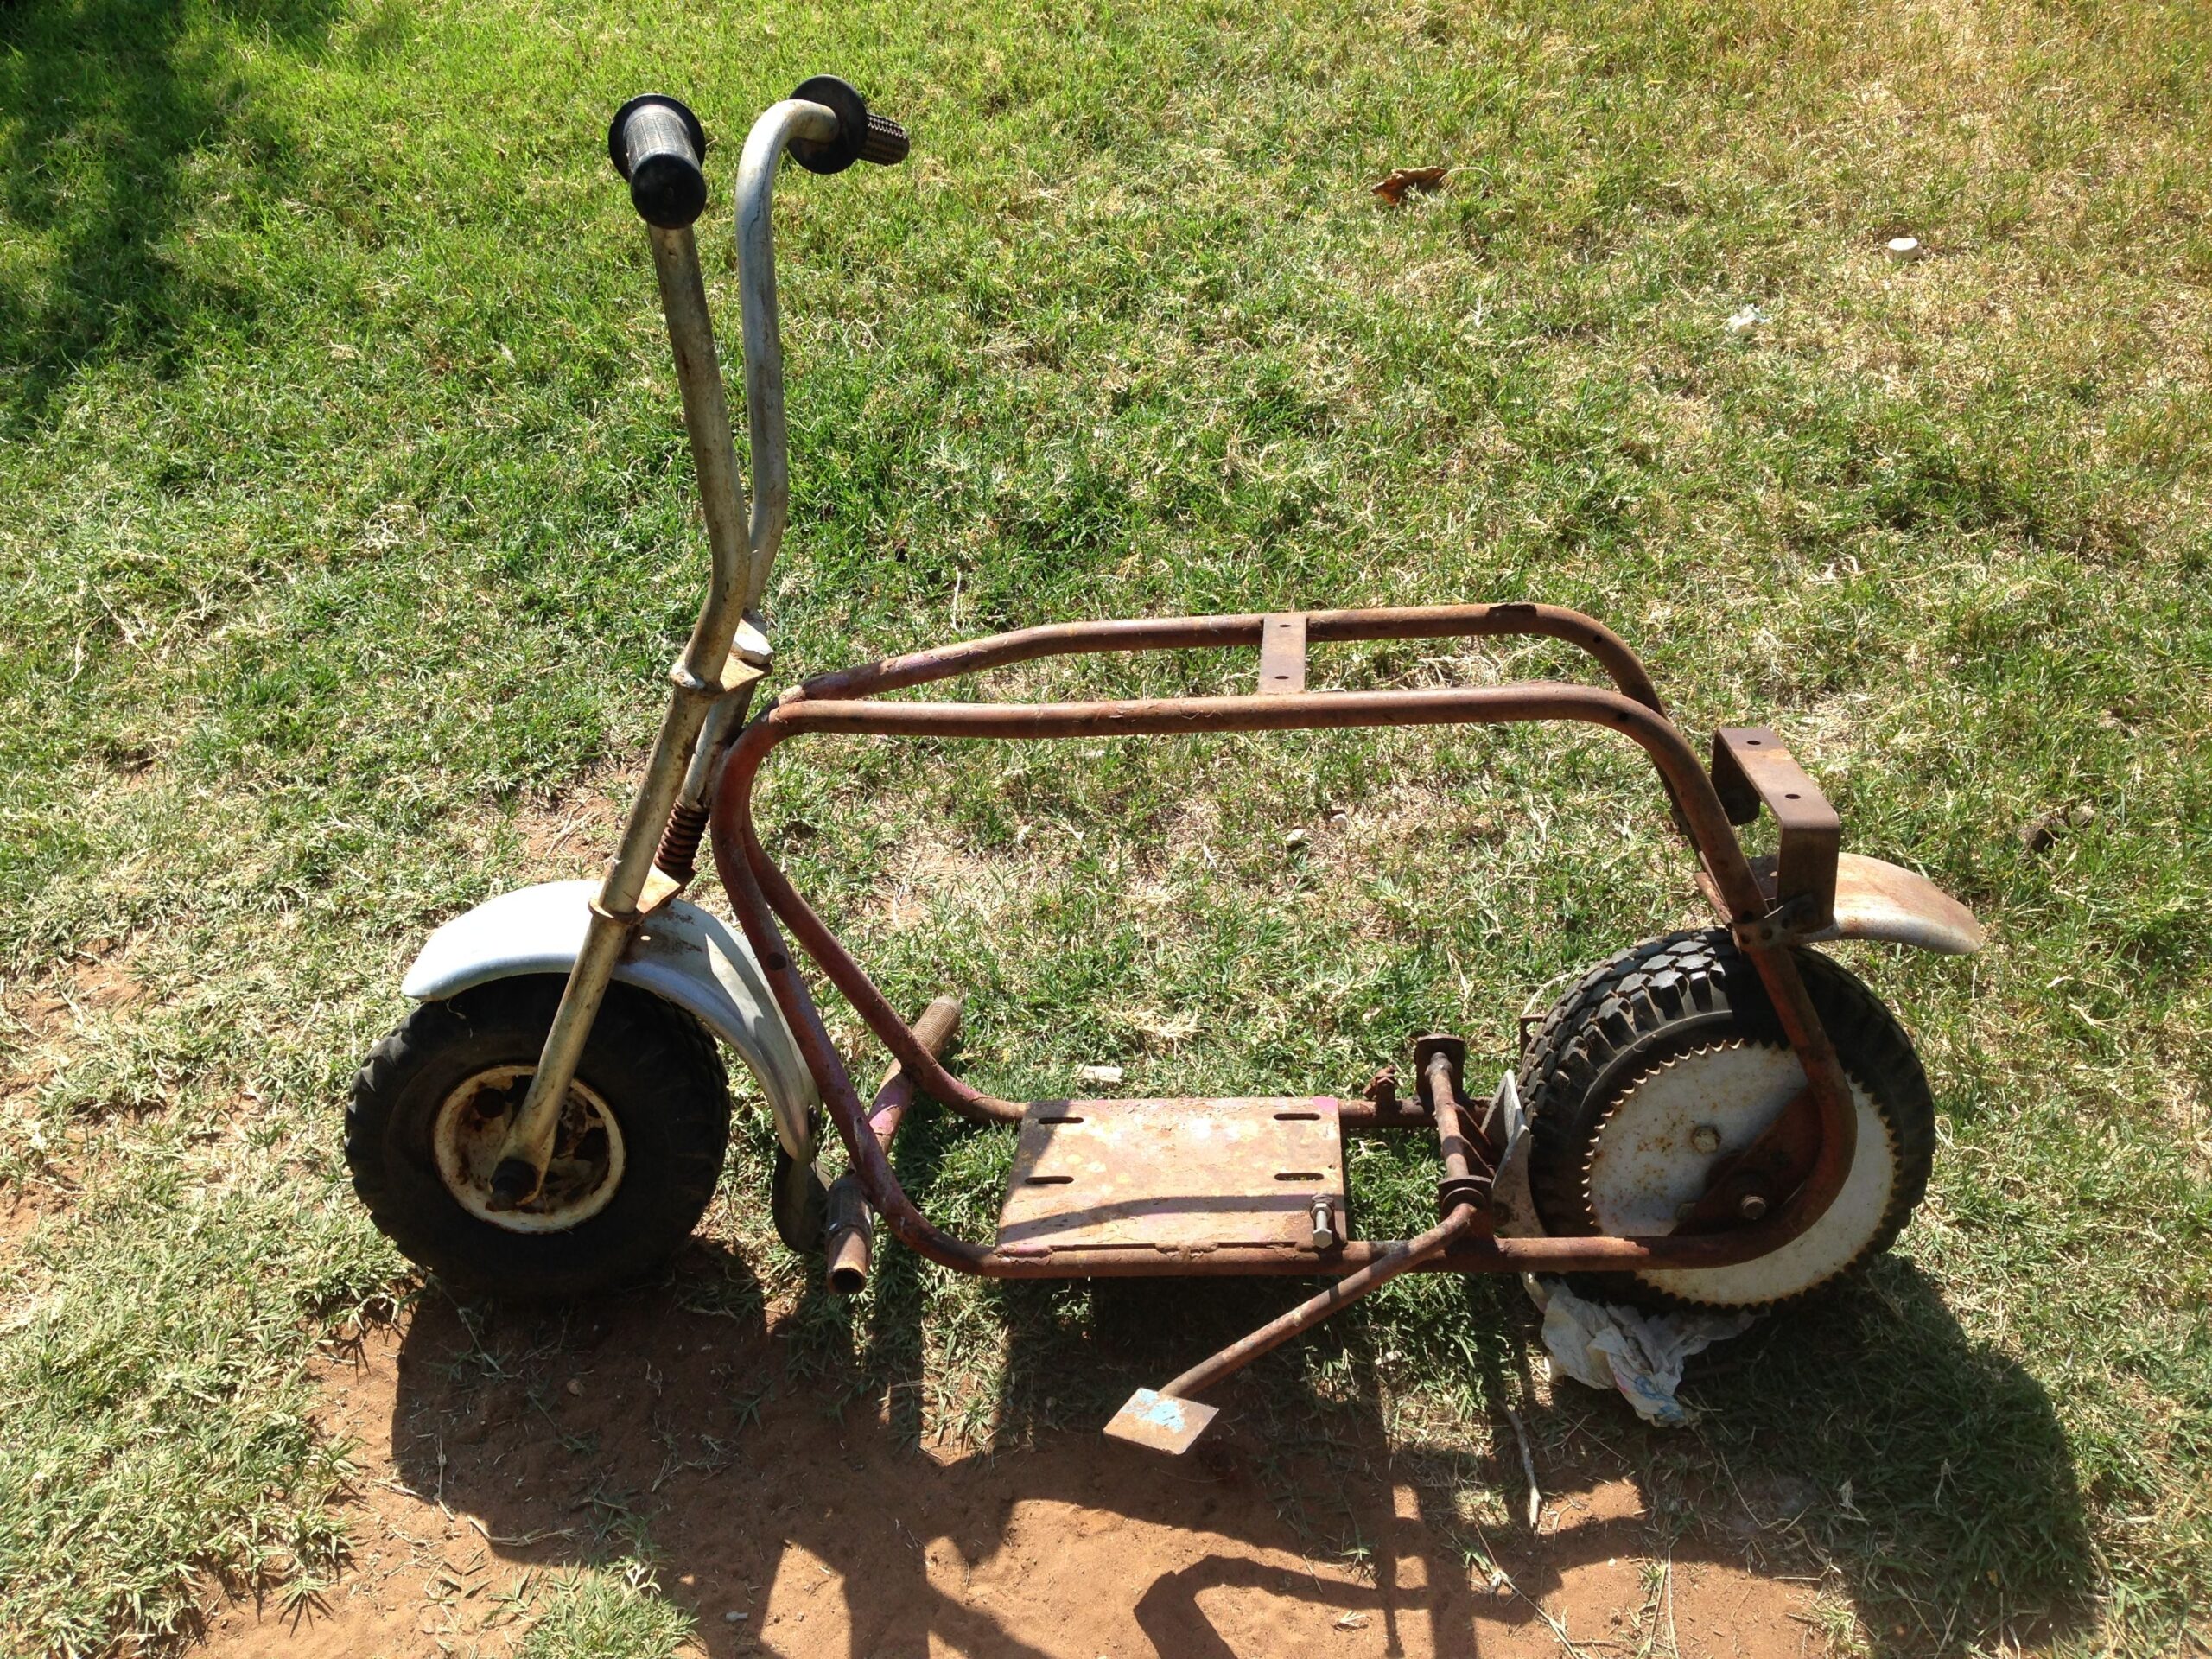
{"left": 1257, "top": 613, "right": 1306, "bottom": 695}
{"left": 1709, "top": 726, "right": 1841, "bottom": 931}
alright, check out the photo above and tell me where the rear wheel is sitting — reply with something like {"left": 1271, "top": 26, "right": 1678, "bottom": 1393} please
{"left": 347, "top": 976, "right": 731, "bottom": 1299}
{"left": 1516, "top": 929, "right": 1935, "bottom": 1311}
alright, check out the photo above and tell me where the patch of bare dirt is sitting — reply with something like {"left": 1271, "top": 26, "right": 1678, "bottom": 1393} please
{"left": 3, "top": 939, "right": 151, "bottom": 1094}
{"left": 514, "top": 766, "right": 637, "bottom": 881}
{"left": 193, "top": 1276, "right": 1823, "bottom": 1658}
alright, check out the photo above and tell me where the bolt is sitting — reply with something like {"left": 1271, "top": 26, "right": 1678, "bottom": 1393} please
{"left": 1690, "top": 1124, "right": 1721, "bottom": 1154}
{"left": 1309, "top": 1197, "right": 1338, "bottom": 1250}
{"left": 1738, "top": 1192, "right": 1770, "bottom": 1221}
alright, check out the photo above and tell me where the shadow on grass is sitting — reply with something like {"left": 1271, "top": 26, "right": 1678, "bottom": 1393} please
{"left": 1678, "top": 1255, "right": 2097, "bottom": 1655}
{"left": 365, "top": 1229, "right": 2090, "bottom": 1656}
{"left": 0, "top": 0, "right": 340, "bottom": 426}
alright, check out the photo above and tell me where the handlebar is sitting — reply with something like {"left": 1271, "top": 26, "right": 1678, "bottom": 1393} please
{"left": 603, "top": 74, "right": 910, "bottom": 695}
{"left": 785, "top": 75, "right": 910, "bottom": 173}
{"left": 607, "top": 94, "right": 709, "bottom": 229}
{"left": 607, "top": 79, "right": 907, "bottom": 232}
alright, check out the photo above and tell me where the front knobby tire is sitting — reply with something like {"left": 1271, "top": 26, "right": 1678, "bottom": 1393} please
{"left": 1516, "top": 928, "right": 1936, "bottom": 1312}
{"left": 347, "top": 976, "right": 732, "bottom": 1299}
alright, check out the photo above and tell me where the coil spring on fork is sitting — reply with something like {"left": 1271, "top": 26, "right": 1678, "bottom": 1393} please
{"left": 654, "top": 801, "right": 713, "bottom": 882}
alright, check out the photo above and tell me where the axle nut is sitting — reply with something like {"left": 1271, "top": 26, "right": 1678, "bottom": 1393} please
{"left": 1690, "top": 1124, "right": 1721, "bottom": 1154}
{"left": 1738, "top": 1192, "right": 1770, "bottom": 1221}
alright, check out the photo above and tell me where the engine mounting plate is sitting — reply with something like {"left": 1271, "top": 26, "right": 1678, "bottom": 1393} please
{"left": 995, "top": 1096, "right": 1346, "bottom": 1255}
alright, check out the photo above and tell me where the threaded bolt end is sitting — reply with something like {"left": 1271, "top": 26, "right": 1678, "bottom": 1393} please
{"left": 859, "top": 111, "right": 910, "bottom": 166}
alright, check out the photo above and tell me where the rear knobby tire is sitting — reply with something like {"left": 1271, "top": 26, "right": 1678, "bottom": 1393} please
{"left": 347, "top": 976, "right": 731, "bottom": 1300}
{"left": 1516, "top": 928, "right": 1935, "bottom": 1312}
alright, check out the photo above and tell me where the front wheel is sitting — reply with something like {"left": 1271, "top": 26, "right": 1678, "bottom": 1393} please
{"left": 346, "top": 976, "right": 732, "bottom": 1299}
{"left": 1517, "top": 929, "right": 1936, "bottom": 1312}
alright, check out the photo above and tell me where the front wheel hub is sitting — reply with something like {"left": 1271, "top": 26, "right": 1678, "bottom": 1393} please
{"left": 433, "top": 1065, "right": 626, "bottom": 1233}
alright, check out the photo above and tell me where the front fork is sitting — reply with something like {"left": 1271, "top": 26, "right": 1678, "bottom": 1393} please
{"left": 487, "top": 84, "right": 909, "bottom": 1206}
{"left": 485, "top": 215, "right": 764, "bottom": 1207}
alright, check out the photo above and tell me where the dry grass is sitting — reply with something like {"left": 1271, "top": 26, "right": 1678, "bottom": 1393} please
{"left": 3, "top": 0, "right": 2209, "bottom": 1650}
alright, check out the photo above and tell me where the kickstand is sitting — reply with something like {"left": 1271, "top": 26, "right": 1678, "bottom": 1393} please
{"left": 1104, "top": 1204, "right": 1482, "bottom": 1453}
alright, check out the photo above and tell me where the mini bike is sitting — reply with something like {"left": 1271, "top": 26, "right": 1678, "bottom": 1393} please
{"left": 348, "top": 79, "right": 1985, "bottom": 1452}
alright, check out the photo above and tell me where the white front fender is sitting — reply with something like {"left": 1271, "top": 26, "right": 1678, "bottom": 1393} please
{"left": 401, "top": 880, "right": 817, "bottom": 1161}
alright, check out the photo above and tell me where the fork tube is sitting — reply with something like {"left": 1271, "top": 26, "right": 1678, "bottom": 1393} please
{"left": 652, "top": 223, "right": 756, "bottom": 682}
{"left": 486, "top": 224, "right": 759, "bottom": 1209}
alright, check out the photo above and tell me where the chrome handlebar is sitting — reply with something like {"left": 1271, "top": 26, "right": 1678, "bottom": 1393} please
{"left": 609, "top": 79, "right": 909, "bottom": 655}
{"left": 733, "top": 98, "right": 840, "bottom": 617}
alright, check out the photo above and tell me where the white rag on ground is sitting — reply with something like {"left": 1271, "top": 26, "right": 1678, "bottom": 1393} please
{"left": 1524, "top": 1275, "right": 1757, "bottom": 1427}
{"left": 1488, "top": 1072, "right": 1760, "bottom": 1427}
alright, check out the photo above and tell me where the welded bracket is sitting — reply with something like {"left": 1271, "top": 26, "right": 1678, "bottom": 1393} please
{"left": 1258, "top": 613, "right": 1306, "bottom": 694}
{"left": 1709, "top": 726, "right": 1841, "bottom": 932}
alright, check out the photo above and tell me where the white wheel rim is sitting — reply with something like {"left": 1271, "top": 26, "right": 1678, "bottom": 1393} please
{"left": 1586, "top": 1041, "right": 1897, "bottom": 1306}
{"left": 432, "top": 1065, "right": 626, "bottom": 1234}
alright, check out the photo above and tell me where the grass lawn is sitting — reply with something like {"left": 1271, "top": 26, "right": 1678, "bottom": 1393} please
{"left": 3, "top": 0, "right": 2209, "bottom": 1651}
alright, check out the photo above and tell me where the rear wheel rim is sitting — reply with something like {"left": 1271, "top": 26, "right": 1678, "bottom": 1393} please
{"left": 1586, "top": 1040, "right": 1898, "bottom": 1307}
{"left": 432, "top": 1065, "right": 626, "bottom": 1234}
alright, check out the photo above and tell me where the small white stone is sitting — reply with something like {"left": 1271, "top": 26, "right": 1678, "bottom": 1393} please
{"left": 1283, "top": 827, "right": 1310, "bottom": 849}
{"left": 1078, "top": 1064, "right": 1124, "bottom": 1084}
{"left": 564, "top": 1377, "right": 583, "bottom": 1397}
{"left": 1726, "top": 303, "right": 1767, "bottom": 334}
{"left": 1884, "top": 235, "right": 1925, "bottom": 262}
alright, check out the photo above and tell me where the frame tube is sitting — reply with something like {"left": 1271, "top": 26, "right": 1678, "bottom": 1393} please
{"left": 1160, "top": 1204, "right": 1485, "bottom": 1400}
{"left": 790, "top": 603, "right": 1667, "bottom": 713}
{"left": 709, "top": 607, "right": 1861, "bottom": 1278}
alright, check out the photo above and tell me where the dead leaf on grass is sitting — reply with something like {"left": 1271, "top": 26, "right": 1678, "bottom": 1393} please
{"left": 1371, "top": 166, "right": 1448, "bottom": 204}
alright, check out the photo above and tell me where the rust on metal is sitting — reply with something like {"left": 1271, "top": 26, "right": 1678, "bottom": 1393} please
{"left": 1818, "top": 852, "right": 1986, "bottom": 954}
{"left": 823, "top": 1178, "right": 872, "bottom": 1292}
{"left": 706, "top": 602, "right": 1867, "bottom": 1288}
{"left": 823, "top": 994, "right": 963, "bottom": 1294}
{"left": 1343, "top": 1066, "right": 1438, "bottom": 1131}
{"left": 785, "top": 603, "right": 1668, "bottom": 715}
{"left": 1414, "top": 1035, "right": 1490, "bottom": 1217}
{"left": 633, "top": 864, "right": 687, "bottom": 919}
{"left": 1103, "top": 1388, "right": 1220, "bottom": 1454}
{"left": 1116, "top": 1201, "right": 1490, "bottom": 1452}
{"left": 1637, "top": 1071, "right": 1822, "bottom": 1238}
{"left": 1257, "top": 613, "right": 1307, "bottom": 695}
{"left": 996, "top": 1097, "right": 1345, "bottom": 1255}
{"left": 1710, "top": 726, "right": 1842, "bottom": 931}
{"left": 1695, "top": 850, "right": 1984, "bottom": 956}
{"left": 653, "top": 800, "right": 714, "bottom": 884}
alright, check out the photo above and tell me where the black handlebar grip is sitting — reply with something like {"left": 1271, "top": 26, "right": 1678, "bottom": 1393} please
{"left": 856, "top": 109, "right": 910, "bottom": 167}
{"left": 607, "top": 94, "right": 709, "bottom": 229}
{"left": 787, "top": 75, "right": 911, "bottom": 175}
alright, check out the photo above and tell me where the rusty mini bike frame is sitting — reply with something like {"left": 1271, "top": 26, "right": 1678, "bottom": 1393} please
{"left": 486, "top": 79, "right": 1939, "bottom": 1442}
{"left": 707, "top": 603, "right": 1862, "bottom": 1284}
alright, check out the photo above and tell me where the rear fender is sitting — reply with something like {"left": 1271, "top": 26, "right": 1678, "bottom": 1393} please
{"left": 1811, "top": 852, "right": 1986, "bottom": 955}
{"left": 400, "top": 880, "right": 818, "bottom": 1160}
